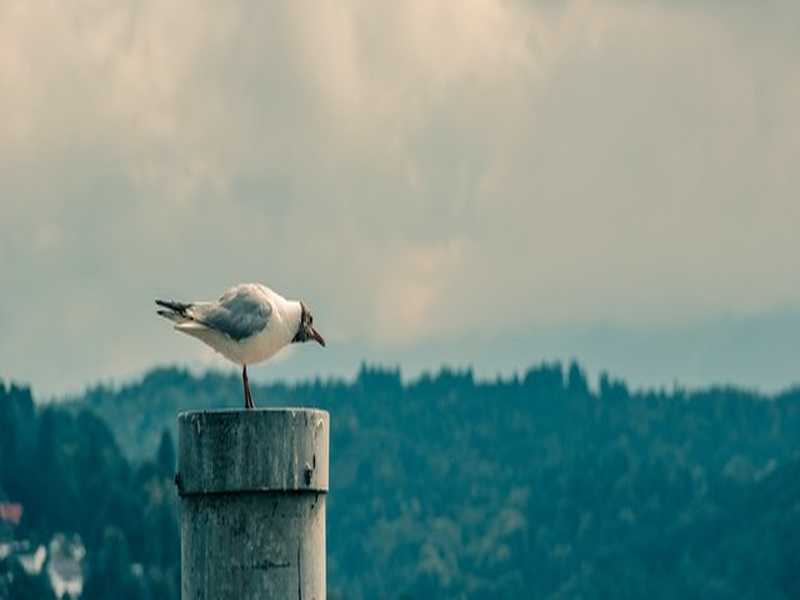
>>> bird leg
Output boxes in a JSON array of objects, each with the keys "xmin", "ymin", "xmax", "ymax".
[
  {"xmin": 242, "ymin": 365, "xmax": 255, "ymax": 409},
  {"xmin": 241, "ymin": 366, "xmax": 248, "ymax": 408}
]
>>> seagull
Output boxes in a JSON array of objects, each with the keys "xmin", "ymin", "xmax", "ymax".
[{"xmin": 155, "ymin": 283, "xmax": 325, "ymax": 409}]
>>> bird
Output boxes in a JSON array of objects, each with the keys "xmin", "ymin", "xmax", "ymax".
[{"xmin": 155, "ymin": 283, "xmax": 325, "ymax": 409}]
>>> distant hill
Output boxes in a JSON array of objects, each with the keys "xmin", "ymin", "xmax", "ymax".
[{"xmin": 3, "ymin": 363, "xmax": 800, "ymax": 598}]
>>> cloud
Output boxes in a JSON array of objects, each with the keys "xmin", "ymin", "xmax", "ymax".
[{"xmin": 0, "ymin": 0, "xmax": 798, "ymax": 394}]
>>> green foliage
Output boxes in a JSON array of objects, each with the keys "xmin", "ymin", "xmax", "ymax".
[
  {"xmin": 1, "ymin": 365, "xmax": 800, "ymax": 599},
  {"xmin": 1, "ymin": 557, "xmax": 56, "ymax": 600},
  {"xmin": 0, "ymin": 380, "xmax": 180, "ymax": 600},
  {"xmin": 156, "ymin": 430, "xmax": 176, "ymax": 478}
]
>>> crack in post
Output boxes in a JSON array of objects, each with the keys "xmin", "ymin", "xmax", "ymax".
[
  {"xmin": 297, "ymin": 541, "xmax": 303, "ymax": 600},
  {"xmin": 233, "ymin": 559, "xmax": 291, "ymax": 571}
]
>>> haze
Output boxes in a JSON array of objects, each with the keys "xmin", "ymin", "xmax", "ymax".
[{"xmin": 1, "ymin": 1, "xmax": 798, "ymax": 395}]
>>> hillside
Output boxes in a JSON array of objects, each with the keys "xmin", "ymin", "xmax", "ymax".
[{"xmin": 2, "ymin": 363, "xmax": 800, "ymax": 598}]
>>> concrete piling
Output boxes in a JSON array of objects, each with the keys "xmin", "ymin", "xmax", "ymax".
[{"xmin": 177, "ymin": 408, "xmax": 329, "ymax": 600}]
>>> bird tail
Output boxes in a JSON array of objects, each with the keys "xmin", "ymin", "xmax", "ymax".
[{"xmin": 155, "ymin": 299, "xmax": 193, "ymax": 322}]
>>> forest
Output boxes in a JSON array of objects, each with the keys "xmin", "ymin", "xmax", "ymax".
[{"xmin": 1, "ymin": 362, "xmax": 799, "ymax": 599}]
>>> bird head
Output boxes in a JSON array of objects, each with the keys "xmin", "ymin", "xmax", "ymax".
[{"xmin": 292, "ymin": 301, "xmax": 325, "ymax": 347}]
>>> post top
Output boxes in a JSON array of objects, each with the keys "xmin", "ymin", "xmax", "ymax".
[
  {"xmin": 177, "ymin": 407, "xmax": 329, "ymax": 496},
  {"xmin": 177, "ymin": 406, "xmax": 329, "ymax": 418}
]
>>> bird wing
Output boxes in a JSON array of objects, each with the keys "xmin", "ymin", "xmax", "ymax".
[{"xmin": 188, "ymin": 284, "xmax": 273, "ymax": 341}]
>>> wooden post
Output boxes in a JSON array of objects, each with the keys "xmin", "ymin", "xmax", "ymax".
[{"xmin": 177, "ymin": 408, "xmax": 329, "ymax": 599}]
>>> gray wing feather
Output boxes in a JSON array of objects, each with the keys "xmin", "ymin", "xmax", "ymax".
[{"xmin": 194, "ymin": 285, "xmax": 272, "ymax": 341}]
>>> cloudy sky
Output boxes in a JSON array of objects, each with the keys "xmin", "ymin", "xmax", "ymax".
[{"xmin": 1, "ymin": 0, "xmax": 798, "ymax": 396}]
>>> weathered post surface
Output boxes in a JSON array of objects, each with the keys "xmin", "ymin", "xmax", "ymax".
[{"xmin": 177, "ymin": 408, "xmax": 329, "ymax": 600}]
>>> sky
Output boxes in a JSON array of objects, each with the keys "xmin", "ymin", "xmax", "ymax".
[{"xmin": 1, "ymin": 0, "xmax": 799, "ymax": 397}]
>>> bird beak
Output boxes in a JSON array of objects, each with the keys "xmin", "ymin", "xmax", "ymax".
[{"xmin": 310, "ymin": 327, "xmax": 326, "ymax": 347}]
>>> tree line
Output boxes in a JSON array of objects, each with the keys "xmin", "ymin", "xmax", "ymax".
[{"xmin": 2, "ymin": 362, "xmax": 799, "ymax": 598}]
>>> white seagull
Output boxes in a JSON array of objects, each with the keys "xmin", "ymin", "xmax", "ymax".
[{"xmin": 155, "ymin": 283, "xmax": 325, "ymax": 409}]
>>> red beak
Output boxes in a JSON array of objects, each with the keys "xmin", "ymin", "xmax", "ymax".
[{"xmin": 310, "ymin": 327, "xmax": 326, "ymax": 347}]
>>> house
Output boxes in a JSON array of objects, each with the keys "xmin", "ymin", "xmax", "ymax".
[
  {"xmin": 0, "ymin": 503, "xmax": 22, "ymax": 527},
  {"xmin": 18, "ymin": 545, "xmax": 47, "ymax": 575},
  {"xmin": 47, "ymin": 534, "xmax": 85, "ymax": 599}
]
